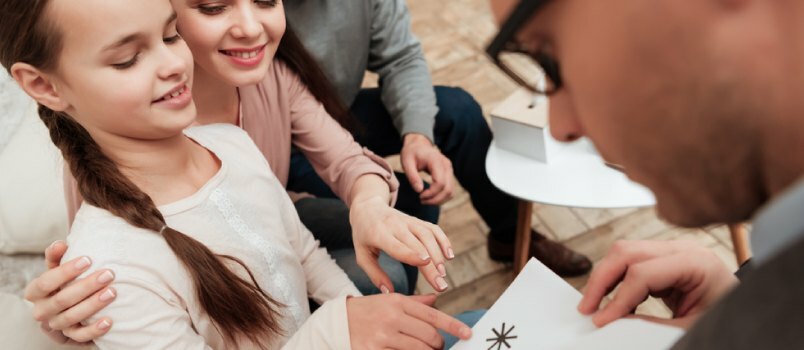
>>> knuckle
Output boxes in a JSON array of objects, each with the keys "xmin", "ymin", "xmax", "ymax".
[
  {"xmin": 386, "ymin": 311, "xmax": 402, "ymax": 325},
  {"xmin": 52, "ymin": 293, "xmax": 72, "ymax": 310},
  {"xmin": 428, "ymin": 329, "xmax": 443, "ymax": 346},
  {"xmin": 381, "ymin": 215, "xmax": 396, "ymax": 226},
  {"xmin": 23, "ymin": 288, "xmax": 35, "ymax": 302},
  {"xmin": 33, "ymin": 279, "xmax": 54, "ymax": 296},
  {"xmin": 376, "ymin": 331, "xmax": 391, "ymax": 345},
  {"xmin": 421, "ymin": 267, "xmax": 438, "ymax": 280},
  {"xmin": 423, "ymin": 308, "xmax": 439, "ymax": 325},
  {"xmin": 63, "ymin": 328, "xmax": 89, "ymax": 343},
  {"xmin": 44, "ymin": 330, "xmax": 67, "ymax": 344},
  {"xmin": 32, "ymin": 309, "xmax": 47, "ymax": 322},
  {"xmin": 59, "ymin": 314, "xmax": 80, "ymax": 329},
  {"xmin": 355, "ymin": 253, "xmax": 368, "ymax": 265},
  {"xmin": 624, "ymin": 264, "xmax": 648, "ymax": 283},
  {"xmin": 610, "ymin": 241, "xmax": 632, "ymax": 255},
  {"xmin": 389, "ymin": 293, "xmax": 404, "ymax": 304}
]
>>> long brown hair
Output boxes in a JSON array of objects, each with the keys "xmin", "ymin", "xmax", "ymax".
[
  {"xmin": 278, "ymin": 24, "xmax": 361, "ymax": 134},
  {"xmin": 0, "ymin": 1, "xmax": 283, "ymax": 347}
]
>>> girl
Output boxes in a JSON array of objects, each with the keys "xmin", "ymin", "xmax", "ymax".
[{"xmin": 2, "ymin": 0, "xmax": 471, "ymax": 348}]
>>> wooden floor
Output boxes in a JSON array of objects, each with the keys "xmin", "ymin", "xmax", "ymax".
[{"xmin": 388, "ymin": 0, "xmax": 743, "ymax": 318}]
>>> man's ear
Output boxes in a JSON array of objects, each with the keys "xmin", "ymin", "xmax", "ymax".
[{"xmin": 10, "ymin": 62, "xmax": 70, "ymax": 112}]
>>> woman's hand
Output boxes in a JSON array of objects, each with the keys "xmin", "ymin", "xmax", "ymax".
[
  {"xmin": 577, "ymin": 240, "xmax": 739, "ymax": 329},
  {"xmin": 24, "ymin": 241, "xmax": 116, "ymax": 345},
  {"xmin": 347, "ymin": 293, "xmax": 471, "ymax": 350},
  {"xmin": 350, "ymin": 195, "xmax": 454, "ymax": 293}
]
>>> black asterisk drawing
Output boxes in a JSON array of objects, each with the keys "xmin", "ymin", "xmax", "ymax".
[{"xmin": 486, "ymin": 322, "xmax": 518, "ymax": 350}]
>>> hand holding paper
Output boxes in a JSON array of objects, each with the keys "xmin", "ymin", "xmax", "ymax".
[
  {"xmin": 579, "ymin": 240, "xmax": 739, "ymax": 328},
  {"xmin": 451, "ymin": 257, "xmax": 685, "ymax": 350}
]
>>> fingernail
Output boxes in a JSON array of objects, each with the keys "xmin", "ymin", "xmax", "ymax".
[
  {"xmin": 461, "ymin": 326, "xmax": 472, "ymax": 338},
  {"xmin": 75, "ymin": 256, "xmax": 91, "ymax": 271},
  {"xmin": 380, "ymin": 285, "xmax": 390, "ymax": 294},
  {"xmin": 421, "ymin": 255, "xmax": 431, "ymax": 261},
  {"xmin": 99, "ymin": 288, "xmax": 116, "ymax": 302},
  {"xmin": 447, "ymin": 248, "xmax": 455, "ymax": 259},
  {"xmin": 436, "ymin": 276, "xmax": 448, "ymax": 291},
  {"xmin": 97, "ymin": 270, "xmax": 115, "ymax": 284},
  {"xmin": 437, "ymin": 263, "xmax": 447, "ymax": 277},
  {"xmin": 47, "ymin": 240, "xmax": 60, "ymax": 251},
  {"xmin": 98, "ymin": 319, "xmax": 111, "ymax": 330}
]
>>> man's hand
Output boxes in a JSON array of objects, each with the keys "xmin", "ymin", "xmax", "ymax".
[
  {"xmin": 24, "ymin": 241, "xmax": 115, "ymax": 345},
  {"xmin": 578, "ymin": 240, "xmax": 739, "ymax": 329},
  {"xmin": 347, "ymin": 293, "xmax": 472, "ymax": 350},
  {"xmin": 401, "ymin": 133, "xmax": 455, "ymax": 205}
]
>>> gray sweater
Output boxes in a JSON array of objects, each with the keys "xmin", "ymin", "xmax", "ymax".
[
  {"xmin": 285, "ymin": 0, "xmax": 439, "ymax": 142},
  {"xmin": 671, "ymin": 179, "xmax": 804, "ymax": 349}
]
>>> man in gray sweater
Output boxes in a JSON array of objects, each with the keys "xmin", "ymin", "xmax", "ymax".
[
  {"xmin": 488, "ymin": 0, "xmax": 804, "ymax": 348},
  {"xmin": 283, "ymin": 0, "xmax": 592, "ymax": 291}
]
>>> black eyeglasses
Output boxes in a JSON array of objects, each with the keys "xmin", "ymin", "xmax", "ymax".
[{"xmin": 486, "ymin": 0, "xmax": 563, "ymax": 95}]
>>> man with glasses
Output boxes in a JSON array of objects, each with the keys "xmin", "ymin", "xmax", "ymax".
[{"xmin": 488, "ymin": 0, "xmax": 804, "ymax": 347}]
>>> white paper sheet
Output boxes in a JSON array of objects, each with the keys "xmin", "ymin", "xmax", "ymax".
[{"xmin": 451, "ymin": 258, "xmax": 684, "ymax": 350}]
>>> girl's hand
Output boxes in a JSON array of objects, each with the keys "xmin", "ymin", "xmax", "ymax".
[
  {"xmin": 350, "ymin": 196, "xmax": 454, "ymax": 293},
  {"xmin": 346, "ymin": 293, "xmax": 471, "ymax": 350}
]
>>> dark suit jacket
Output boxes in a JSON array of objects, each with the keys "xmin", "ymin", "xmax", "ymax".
[{"xmin": 671, "ymin": 233, "xmax": 804, "ymax": 349}]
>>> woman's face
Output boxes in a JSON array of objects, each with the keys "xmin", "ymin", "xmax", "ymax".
[
  {"xmin": 172, "ymin": 0, "xmax": 286, "ymax": 87},
  {"xmin": 45, "ymin": 0, "xmax": 196, "ymax": 142}
]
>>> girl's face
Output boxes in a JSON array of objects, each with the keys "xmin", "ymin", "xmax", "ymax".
[
  {"xmin": 47, "ymin": 0, "xmax": 196, "ymax": 141},
  {"xmin": 172, "ymin": 0, "xmax": 286, "ymax": 87}
]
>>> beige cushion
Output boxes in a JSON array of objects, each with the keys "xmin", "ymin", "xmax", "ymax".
[
  {"xmin": 0, "ymin": 292, "xmax": 83, "ymax": 350},
  {"xmin": 0, "ymin": 84, "xmax": 68, "ymax": 254}
]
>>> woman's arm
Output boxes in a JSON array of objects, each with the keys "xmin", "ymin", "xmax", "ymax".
[
  {"xmin": 348, "ymin": 174, "xmax": 453, "ymax": 293},
  {"xmin": 283, "ymin": 63, "xmax": 455, "ymax": 293}
]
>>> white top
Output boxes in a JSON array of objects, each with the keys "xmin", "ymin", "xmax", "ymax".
[
  {"xmin": 62, "ymin": 124, "xmax": 360, "ymax": 349},
  {"xmin": 485, "ymin": 137, "xmax": 655, "ymax": 209}
]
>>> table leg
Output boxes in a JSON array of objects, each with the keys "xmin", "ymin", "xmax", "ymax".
[
  {"xmin": 728, "ymin": 224, "xmax": 751, "ymax": 265},
  {"xmin": 514, "ymin": 200, "xmax": 533, "ymax": 274}
]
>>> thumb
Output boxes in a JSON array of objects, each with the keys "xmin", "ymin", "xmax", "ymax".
[
  {"xmin": 401, "ymin": 152, "xmax": 425, "ymax": 193},
  {"xmin": 356, "ymin": 249, "xmax": 395, "ymax": 294},
  {"xmin": 408, "ymin": 294, "xmax": 438, "ymax": 306}
]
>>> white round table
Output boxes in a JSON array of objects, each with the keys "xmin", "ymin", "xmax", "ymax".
[{"xmin": 485, "ymin": 136, "xmax": 655, "ymax": 272}]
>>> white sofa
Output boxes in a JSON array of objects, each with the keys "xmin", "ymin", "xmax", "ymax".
[{"xmin": 0, "ymin": 70, "xmax": 78, "ymax": 349}]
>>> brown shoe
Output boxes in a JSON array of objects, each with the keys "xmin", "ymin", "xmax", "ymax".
[{"xmin": 487, "ymin": 231, "xmax": 592, "ymax": 277}]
